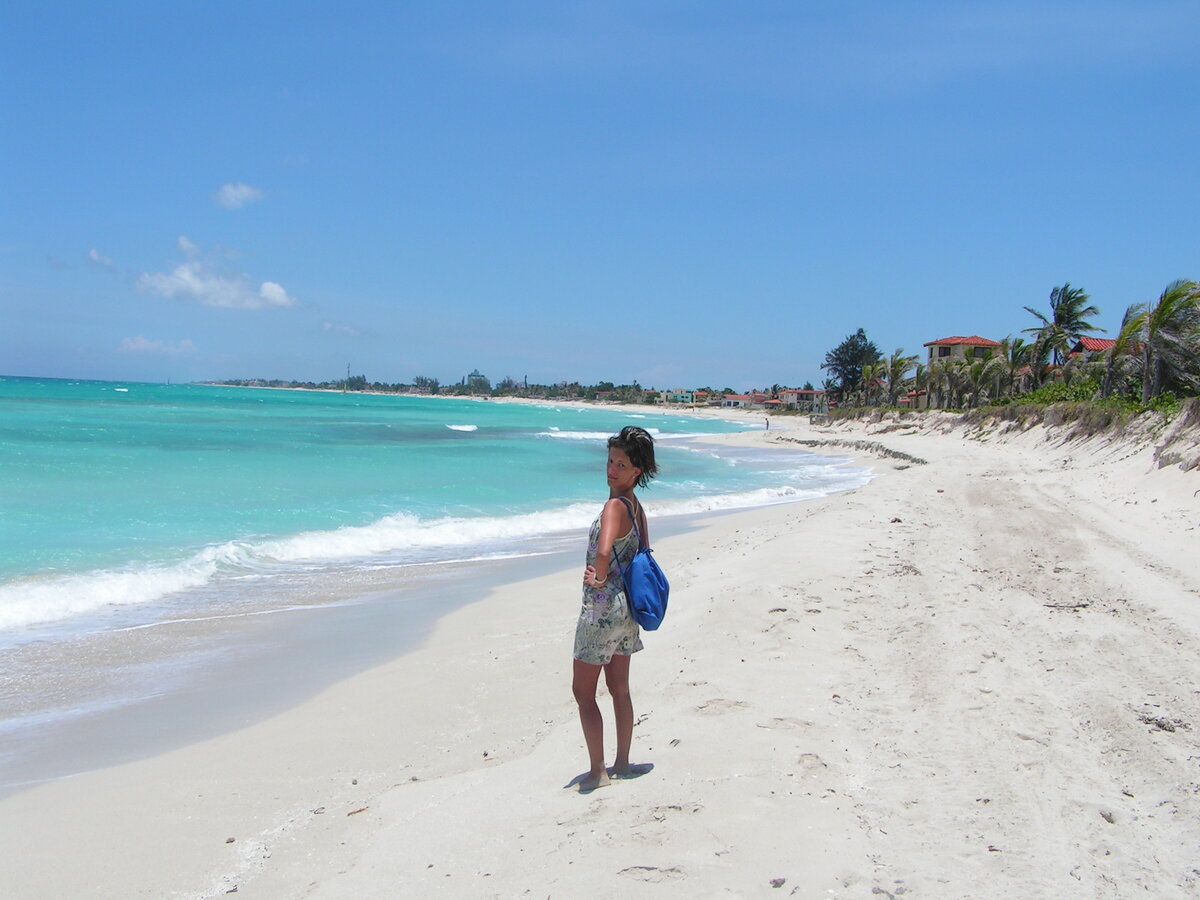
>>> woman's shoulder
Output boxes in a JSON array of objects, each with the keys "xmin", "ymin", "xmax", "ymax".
[{"xmin": 603, "ymin": 495, "xmax": 639, "ymax": 517}]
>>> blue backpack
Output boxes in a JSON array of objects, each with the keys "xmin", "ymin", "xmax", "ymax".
[{"xmin": 612, "ymin": 497, "xmax": 669, "ymax": 631}]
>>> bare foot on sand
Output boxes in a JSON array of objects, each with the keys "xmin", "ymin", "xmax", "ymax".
[{"xmin": 578, "ymin": 770, "xmax": 611, "ymax": 793}]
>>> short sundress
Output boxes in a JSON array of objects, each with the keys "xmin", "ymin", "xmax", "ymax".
[{"xmin": 572, "ymin": 514, "xmax": 644, "ymax": 665}]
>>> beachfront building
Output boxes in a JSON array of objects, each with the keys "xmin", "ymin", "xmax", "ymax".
[
  {"xmin": 664, "ymin": 389, "xmax": 694, "ymax": 404},
  {"xmin": 779, "ymin": 388, "xmax": 825, "ymax": 411},
  {"xmin": 924, "ymin": 335, "xmax": 1004, "ymax": 365},
  {"xmin": 1071, "ymin": 337, "xmax": 1118, "ymax": 359},
  {"xmin": 722, "ymin": 392, "xmax": 776, "ymax": 409}
]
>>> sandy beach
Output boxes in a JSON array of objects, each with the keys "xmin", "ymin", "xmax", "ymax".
[{"xmin": 2, "ymin": 407, "xmax": 1198, "ymax": 898}]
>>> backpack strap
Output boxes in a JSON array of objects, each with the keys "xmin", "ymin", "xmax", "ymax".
[{"xmin": 614, "ymin": 496, "xmax": 645, "ymax": 549}]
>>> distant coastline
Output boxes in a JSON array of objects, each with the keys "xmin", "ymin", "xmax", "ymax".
[{"xmin": 201, "ymin": 378, "xmax": 767, "ymax": 424}]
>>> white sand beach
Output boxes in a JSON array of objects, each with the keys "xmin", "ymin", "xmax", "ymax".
[{"xmin": 2, "ymin": 409, "xmax": 1198, "ymax": 898}]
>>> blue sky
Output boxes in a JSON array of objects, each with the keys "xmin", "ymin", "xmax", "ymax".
[{"xmin": 2, "ymin": 1, "xmax": 1197, "ymax": 390}]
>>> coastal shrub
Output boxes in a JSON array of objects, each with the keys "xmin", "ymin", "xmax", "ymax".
[
  {"xmin": 963, "ymin": 403, "xmax": 1044, "ymax": 426},
  {"xmin": 1064, "ymin": 404, "xmax": 1134, "ymax": 438},
  {"xmin": 1145, "ymin": 391, "xmax": 1181, "ymax": 419},
  {"xmin": 1025, "ymin": 379, "xmax": 1102, "ymax": 405},
  {"xmin": 827, "ymin": 407, "xmax": 920, "ymax": 422}
]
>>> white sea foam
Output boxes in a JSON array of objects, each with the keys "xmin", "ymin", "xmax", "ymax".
[
  {"xmin": 0, "ymin": 471, "xmax": 870, "ymax": 633},
  {"xmin": 538, "ymin": 427, "xmax": 665, "ymax": 441},
  {"xmin": 536, "ymin": 430, "xmax": 611, "ymax": 441},
  {"xmin": 446, "ymin": 424, "xmax": 478, "ymax": 431}
]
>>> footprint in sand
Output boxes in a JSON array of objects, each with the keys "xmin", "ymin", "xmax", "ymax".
[
  {"xmin": 764, "ymin": 616, "xmax": 800, "ymax": 633},
  {"xmin": 645, "ymin": 803, "xmax": 703, "ymax": 822},
  {"xmin": 798, "ymin": 752, "xmax": 827, "ymax": 772},
  {"xmin": 756, "ymin": 717, "xmax": 814, "ymax": 730},
  {"xmin": 619, "ymin": 865, "xmax": 686, "ymax": 882},
  {"xmin": 696, "ymin": 698, "xmax": 750, "ymax": 715}
]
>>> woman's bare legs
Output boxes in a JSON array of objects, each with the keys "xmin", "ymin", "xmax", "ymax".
[
  {"xmin": 572, "ymin": 659, "xmax": 610, "ymax": 790},
  {"xmin": 604, "ymin": 653, "xmax": 634, "ymax": 772}
]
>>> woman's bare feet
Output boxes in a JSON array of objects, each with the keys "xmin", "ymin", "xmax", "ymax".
[{"xmin": 578, "ymin": 770, "xmax": 612, "ymax": 793}]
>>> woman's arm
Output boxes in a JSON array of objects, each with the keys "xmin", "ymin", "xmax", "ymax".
[{"xmin": 583, "ymin": 499, "xmax": 631, "ymax": 587}]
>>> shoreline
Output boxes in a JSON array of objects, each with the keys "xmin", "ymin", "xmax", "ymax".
[
  {"xmin": 0, "ymin": 405, "xmax": 856, "ymax": 794},
  {"xmin": 2, "ymin": 414, "xmax": 1198, "ymax": 897}
]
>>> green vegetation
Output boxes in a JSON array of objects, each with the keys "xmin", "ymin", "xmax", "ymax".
[
  {"xmin": 820, "ymin": 279, "xmax": 1200, "ymax": 417},
  {"xmin": 820, "ymin": 328, "xmax": 882, "ymax": 396},
  {"xmin": 1023, "ymin": 283, "xmax": 1101, "ymax": 366}
]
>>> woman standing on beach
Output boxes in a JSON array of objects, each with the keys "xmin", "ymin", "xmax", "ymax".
[{"xmin": 573, "ymin": 425, "xmax": 657, "ymax": 792}]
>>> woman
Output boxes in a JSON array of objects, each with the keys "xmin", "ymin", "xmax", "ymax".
[{"xmin": 572, "ymin": 425, "xmax": 657, "ymax": 792}]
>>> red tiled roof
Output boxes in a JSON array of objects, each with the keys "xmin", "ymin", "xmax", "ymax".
[
  {"xmin": 923, "ymin": 335, "xmax": 1003, "ymax": 347},
  {"xmin": 1075, "ymin": 337, "xmax": 1116, "ymax": 351}
]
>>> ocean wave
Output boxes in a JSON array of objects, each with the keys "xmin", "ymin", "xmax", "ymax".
[
  {"xmin": 0, "ymin": 554, "xmax": 221, "ymax": 632},
  {"xmin": 538, "ymin": 427, "xmax": 665, "ymax": 441},
  {"xmin": 536, "ymin": 430, "xmax": 611, "ymax": 441},
  {"xmin": 0, "ymin": 472, "xmax": 870, "ymax": 633},
  {"xmin": 0, "ymin": 504, "xmax": 593, "ymax": 632},
  {"xmin": 445, "ymin": 424, "xmax": 478, "ymax": 431}
]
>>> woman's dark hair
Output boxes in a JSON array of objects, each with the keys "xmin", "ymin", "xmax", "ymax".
[{"xmin": 608, "ymin": 425, "xmax": 658, "ymax": 488}]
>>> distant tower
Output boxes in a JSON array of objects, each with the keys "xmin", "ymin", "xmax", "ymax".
[{"xmin": 467, "ymin": 369, "xmax": 490, "ymax": 393}]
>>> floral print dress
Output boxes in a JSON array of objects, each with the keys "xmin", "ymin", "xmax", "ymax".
[{"xmin": 572, "ymin": 515, "xmax": 643, "ymax": 665}]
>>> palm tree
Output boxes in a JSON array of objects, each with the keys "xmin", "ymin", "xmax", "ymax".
[
  {"xmin": 1136, "ymin": 279, "xmax": 1200, "ymax": 402},
  {"xmin": 995, "ymin": 336, "xmax": 1029, "ymax": 399},
  {"xmin": 1023, "ymin": 329, "xmax": 1056, "ymax": 390},
  {"xmin": 882, "ymin": 348, "xmax": 918, "ymax": 407},
  {"xmin": 932, "ymin": 358, "xmax": 971, "ymax": 409},
  {"xmin": 818, "ymin": 378, "xmax": 838, "ymax": 410},
  {"xmin": 963, "ymin": 353, "xmax": 1005, "ymax": 408},
  {"xmin": 860, "ymin": 361, "xmax": 883, "ymax": 406},
  {"xmin": 1024, "ymin": 283, "xmax": 1103, "ymax": 366},
  {"xmin": 1059, "ymin": 350, "xmax": 1089, "ymax": 387},
  {"xmin": 926, "ymin": 358, "xmax": 953, "ymax": 409},
  {"xmin": 1100, "ymin": 305, "xmax": 1145, "ymax": 399},
  {"xmin": 911, "ymin": 363, "xmax": 928, "ymax": 406}
]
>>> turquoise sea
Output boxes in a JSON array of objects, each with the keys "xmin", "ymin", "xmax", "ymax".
[{"xmin": 0, "ymin": 375, "xmax": 870, "ymax": 788}]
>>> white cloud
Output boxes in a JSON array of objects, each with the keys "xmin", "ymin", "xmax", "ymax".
[
  {"xmin": 177, "ymin": 235, "xmax": 199, "ymax": 257},
  {"xmin": 213, "ymin": 182, "xmax": 264, "ymax": 210},
  {"xmin": 258, "ymin": 281, "xmax": 296, "ymax": 308},
  {"xmin": 322, "ymin": 321, "xmax": 360, "ymax": 336},
  {"xmin": 117, "ymin": 335, "xmax": 198, "ymax": 355},
  {"xmin": 137, "ymin": 260, "xmax": 298, "ymax": 310},
  {"xmin": 88, "ymin": 248, "xmax": 113, "ymax": 267}
]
